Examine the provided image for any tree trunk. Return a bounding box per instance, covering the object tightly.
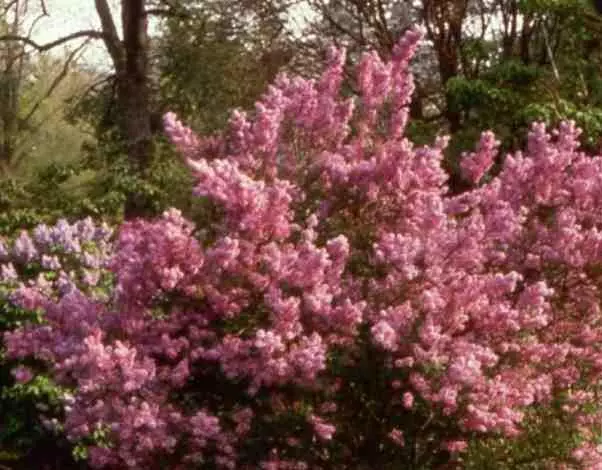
[0,0,22,172]
[119,0,154,218]
[95,0,155,219]
[422,0,466,133]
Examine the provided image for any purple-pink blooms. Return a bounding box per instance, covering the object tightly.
[6,27,602,469]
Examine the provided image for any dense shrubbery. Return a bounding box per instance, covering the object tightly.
[0,217,114,466]
[0,142,204,236]
[7,28,602,469]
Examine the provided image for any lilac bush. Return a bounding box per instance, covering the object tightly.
[0,217,114,463]
[6,28,602,469]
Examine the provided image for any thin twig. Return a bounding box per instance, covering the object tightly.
[0,30,107,52]
[39,0,48,15]
[21,39,91,125]
[541,20,560,82]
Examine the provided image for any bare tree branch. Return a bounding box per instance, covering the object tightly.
[21,39,90,125]
[39,0,48,15]
[313,0,367,47]
[94,0,125,67]
[26,10,49,39]
[0,30,107,51]
[2,0,19,15]
[62,73,114,137]
[144,7,189,18]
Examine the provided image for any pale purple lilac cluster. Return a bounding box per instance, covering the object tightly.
[0,217,114,308]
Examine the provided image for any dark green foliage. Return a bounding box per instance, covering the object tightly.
[464,405,582,469]
[156,0,292,133]
[0,297,75,469]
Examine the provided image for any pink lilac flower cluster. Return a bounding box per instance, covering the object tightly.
[7,27,602,468]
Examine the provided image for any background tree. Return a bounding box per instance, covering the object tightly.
[0,0,175,217]
[0,0,91,175]
[300,0,602,188]
[157,0,294,133]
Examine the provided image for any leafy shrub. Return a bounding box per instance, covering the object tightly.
[0,217,114,465]
[7,28,602,469]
